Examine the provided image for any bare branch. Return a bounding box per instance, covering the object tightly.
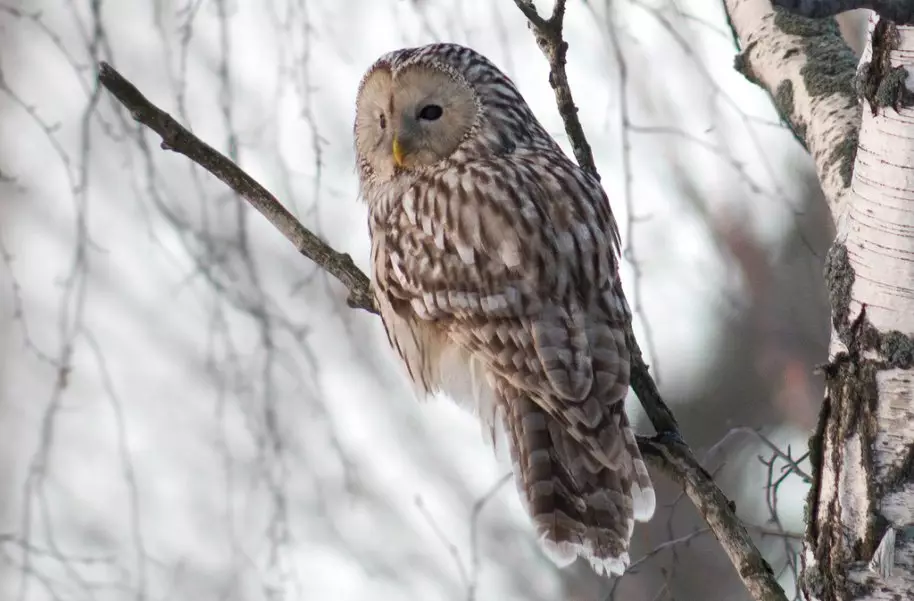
[511,0,599,177]
[638,438,787,601]
[514,4,787,600]
[513,0,679,437]
[773,0,914,23]
[96,62,375,314]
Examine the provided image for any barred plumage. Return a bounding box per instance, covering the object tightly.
[354,42,655,576]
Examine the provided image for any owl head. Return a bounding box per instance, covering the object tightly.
[353,43,548,183]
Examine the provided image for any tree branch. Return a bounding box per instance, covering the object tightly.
[96,62,375,314]
[638,439,784,601]
[773,0,914,23]
[96,9,782,596]
[513,3,785,600]
[511,0,680,435]
[724,0,860,221]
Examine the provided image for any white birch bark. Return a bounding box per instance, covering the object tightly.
[726,0,860,217]
[725,2,914,599]
[806,14,914,601]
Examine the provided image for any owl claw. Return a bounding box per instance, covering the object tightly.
[652,429,685,446]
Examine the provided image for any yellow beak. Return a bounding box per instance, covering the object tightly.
[392,136,405,167]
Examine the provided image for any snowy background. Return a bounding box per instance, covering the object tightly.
[1,1,860,599]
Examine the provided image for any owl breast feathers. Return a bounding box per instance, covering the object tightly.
[353,42,655,577]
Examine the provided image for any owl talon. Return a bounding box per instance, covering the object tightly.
[653,429,685,446]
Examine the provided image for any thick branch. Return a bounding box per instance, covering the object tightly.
[96,62,375,314]
[639,439,784,601]
[513,3,785,600]
[725,0,860,221]
[773,0,914,23]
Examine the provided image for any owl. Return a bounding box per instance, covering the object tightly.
[353,43,655,576]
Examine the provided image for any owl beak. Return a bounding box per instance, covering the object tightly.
[392,136,405,167]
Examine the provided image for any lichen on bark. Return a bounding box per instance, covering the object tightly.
[824,243,854,337]
[772,10,860,192]
[734,42,761,85]
[773,10,858,104]
[827,123,859,189]
[807,241,914,599]
[858,19,914,114]
[774,79,810,142]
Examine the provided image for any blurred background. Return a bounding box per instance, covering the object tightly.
[0,1,869,599]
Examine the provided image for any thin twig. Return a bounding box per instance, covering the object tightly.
[745,524,804,541]
[512,0,599,177]
[598,1,662,384]
[414,496,470,590]
[716,427,812,483]
[628,527,712,574]
[607,527,712,600]
[467,473,512,601]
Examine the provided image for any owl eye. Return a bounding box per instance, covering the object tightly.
[418,104,443,121]
[378,113,387,129]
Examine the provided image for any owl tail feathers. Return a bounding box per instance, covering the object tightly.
[531,422,657,578]
[622,421,657,523]
[631,471,656,522]
[500,387,656,577]
[540,536,631,577]
[534,512,633,577]
[526,466,649,577]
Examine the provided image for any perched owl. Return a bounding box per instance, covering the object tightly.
[354,43,655,576]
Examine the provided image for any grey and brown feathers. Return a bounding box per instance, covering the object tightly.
[354,42,655,576]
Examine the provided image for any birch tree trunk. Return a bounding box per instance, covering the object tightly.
[726,2,914,599]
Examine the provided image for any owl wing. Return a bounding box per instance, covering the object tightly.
[373,153,655,575]
[373,153,631,443]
